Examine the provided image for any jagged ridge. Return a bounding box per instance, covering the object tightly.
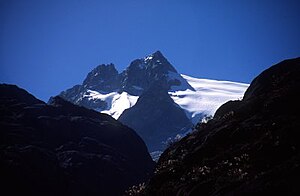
[54,51,248,157]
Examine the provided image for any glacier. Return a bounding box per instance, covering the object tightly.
[81,74,248,122]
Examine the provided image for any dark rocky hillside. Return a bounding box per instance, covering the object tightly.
[136,57,300,195]
[0,84,154,196]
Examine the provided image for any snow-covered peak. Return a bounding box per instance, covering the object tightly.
[80,73,248,123]
[58,51,249,126]
[132,50,176,71]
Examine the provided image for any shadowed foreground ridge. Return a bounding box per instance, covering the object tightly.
[137,57,300,195]
[0,84,154,196]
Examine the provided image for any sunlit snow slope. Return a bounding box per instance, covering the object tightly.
[83,75,248,122]
[83,90,138,119]
[170,74,249,123]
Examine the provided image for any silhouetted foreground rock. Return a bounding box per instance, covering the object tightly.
[0,84,154,196]
[137,57,300,195]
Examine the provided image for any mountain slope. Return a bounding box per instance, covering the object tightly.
[57,51,248,121]
[55,51,248,156]
[119,83,192,152]
[138,57,300,195]
[0,84,154,196]
[170,74,248,123]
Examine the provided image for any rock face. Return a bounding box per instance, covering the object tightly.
[56,51,196,153]
[58,51,193,103]
[119,83,192,152]
[58,63,120,111]
[139,57,300,195]
[119,51,193,95]
[55,51,248,155]
[82,63,119,92]
[0,84,154,196]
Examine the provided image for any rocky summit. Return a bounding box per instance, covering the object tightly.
[58,51,193,102]
[119,50,194,95]
[136,57,300,195]
[55,51,247,155]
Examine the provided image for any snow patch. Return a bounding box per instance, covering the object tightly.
[102,92,138,119]
[144,55,153,61]
[84,90,138,119]
[83,74,248,123]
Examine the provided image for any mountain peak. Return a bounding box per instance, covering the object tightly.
[83,63,118,83]
[153,50,163,56]
[144,50,162,59]
[141,50,177,72]
[119,51,193,95]
[82,63,119,92]
[144,50,164,60]
[58,51,196,111]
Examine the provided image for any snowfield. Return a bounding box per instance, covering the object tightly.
[84,74,249,122]
[84,90,138,119]
[170,74,249,123]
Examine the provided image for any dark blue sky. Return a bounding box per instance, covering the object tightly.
[1,0,300,101]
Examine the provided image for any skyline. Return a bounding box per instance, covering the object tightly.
[1,0,300,101]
